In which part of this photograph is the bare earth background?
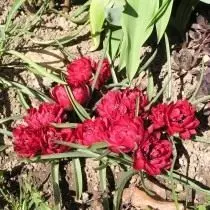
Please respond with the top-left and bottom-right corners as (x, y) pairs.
(0, 1), (210, 210)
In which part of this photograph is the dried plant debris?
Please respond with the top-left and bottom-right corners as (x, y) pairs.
(188, 15), (210, 56)
(24, 0), (72, 13)
(122, 187), (184, 210)
(172, 14), (210, 76)
(172, 48), (199, 75)
(197, 65), (210, 97)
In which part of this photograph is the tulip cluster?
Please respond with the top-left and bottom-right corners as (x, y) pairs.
(13, 57), (200, 176)
(51, 57), (111, 110)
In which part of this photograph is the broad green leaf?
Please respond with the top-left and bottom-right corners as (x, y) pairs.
(105, 6), (124, 26)
(147, 71), (154, 101)
(114, 170), (136, 210)
(121, 0), (159, 81)
(89, 0), (109, 50)
(118, 32), (128, 71)
(51, 162), (61, 210)
(197, 205), (207, 210)
(72, 158), (83, 200)
(174, 0), (199, 34)
(200, 0), (210, 3)
(164, 33), (172, 101)
(156, 0), (173, 43)
(7, 50), (66, 84)
(107, 29), (123, 61)
(5, 0), (26, 32)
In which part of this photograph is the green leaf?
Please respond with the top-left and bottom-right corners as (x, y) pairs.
(7, 50), (66, 84)
(72, 158), (83, 200)
(94, 150), (110, 161)
(164, 33), (172, 101)
(13, 81), (51, 102)
(0, 115), (22, 124)
(147, 70), (154, 101)
(140, 48), (158, 71)
(89, 0), (109, 50)
(0, 76), (51, 102)
(17, 90), (30, 109)
(5, 0), (26, 32)
(0, 25), (5, 48)
(192, 136), (210, 144)
(0, 128), (12, 136)
(174, 0), (199, 34)
(197, 205), (207, 210)
(90, 142), (108, 151)
(0, 145), (8, 152)
(51, 122), (78, 129)
(107, 29), (123, 61)
(113, 170), (136, 210)
(32, 22), (89, 46)
(65, 85), (90, 122)
(121, 0), (159, 81)
(70, 0), (90, 24)
(156, 0), (173, 43)
(105, 6), (124, 26)
(118, 33), (128, 71)
(51, 162), (61, 210)
(32, 150), (99, 161)
(55, 141), (88, 149)
(99, 165), (109, 209)
(200, 0), (210, 4)
(163, 171), (210, 195)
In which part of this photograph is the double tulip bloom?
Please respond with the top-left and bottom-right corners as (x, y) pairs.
(51, 57), (111, 110)
(13, 57), (200, 176)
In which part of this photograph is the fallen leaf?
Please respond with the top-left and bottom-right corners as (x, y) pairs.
(122, 187), (184, 210)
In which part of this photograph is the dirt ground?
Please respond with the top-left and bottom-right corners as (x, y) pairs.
(0, 1), (210, 210)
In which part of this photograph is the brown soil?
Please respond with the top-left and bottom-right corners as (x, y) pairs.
(0, 1), (210, 210)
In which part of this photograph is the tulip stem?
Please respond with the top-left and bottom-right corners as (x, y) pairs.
(51, 162), (61, 210)
(140, 172), (155, 196)
(168, 137), (179, 210)
(91, 30), (110, 91)
(145, 75), (172, 111)
(164, 33), (172, 102)
(191, 95), (210, 105)
(162, 171), (210, 195)
(0, 128), (12, 136)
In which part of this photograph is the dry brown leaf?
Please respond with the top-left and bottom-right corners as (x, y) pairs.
(122, 187), (184, 210)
